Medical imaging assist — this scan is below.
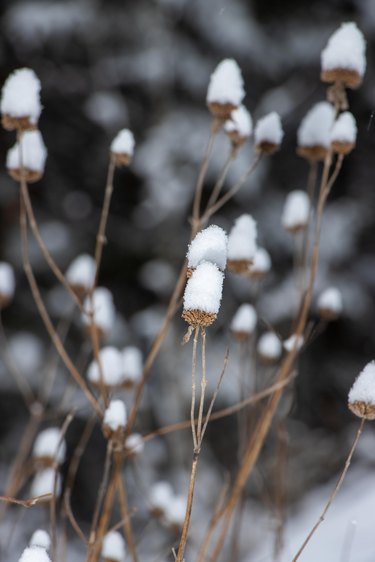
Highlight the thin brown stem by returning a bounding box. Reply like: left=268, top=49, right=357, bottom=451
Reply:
left=191, top=327, right=200, bottom=449
left=117, top=475, right=139, bottom=562
left=205, top=146, right=238, bottom=212
left=175, top=452, right=200, bottom=562
left=89, top=440, right=113, bottom=544
left=196, top=328, right=207, bottom=443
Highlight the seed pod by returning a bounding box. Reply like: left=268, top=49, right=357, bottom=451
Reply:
left=1, top=68, right=42, bottom=131
left=330, top=112, right=357, bottom=155
left=348, top=361, right=375, bottom=420
left=296, top=102, right=335, bottom=162
left=224, top=105, right=252, bottom=146
left=182, top=262, right=223, bottom=328
left=110, top=128, right=135, bottom=167
left=254, top=112, right=283, bottom=154
left=206, top=59, right=245, bottom=120
left=6, top=130, right=47, bottom=183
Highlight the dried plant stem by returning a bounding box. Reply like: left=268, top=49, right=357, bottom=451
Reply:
left=191, top=327, right=200, bottom=448
left=299, top=161, right=318, bottom=291
left=89, top=441, right=113, bottom=544
left=0, top=493, right=51, bottom=507
left=205, top=146, right=238, bottom=212
left=273, top=421, right=288, bottom=561
left=117, top=475, right=139, bottom=562
left=19, top=183, right=103, bottom=418
left=291, top=417, right=365, bottom=562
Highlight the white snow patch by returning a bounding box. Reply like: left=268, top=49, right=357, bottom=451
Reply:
left=82, top=287, right=115, bottom=335
left=331, top=112, right=357, bottom=144
left=29, top=530, right=50, bottom=550
left=0, top=262, right=15, bottom=299
left=317, top=287, right=343, bottom=315
left=87, top=346, right=123, bottom=386
left=230, top=304, right=257, bottom=334
left=149, top=481, right=174, bottom=513
left=1, top=68, right=41, bottom=123
left=33, top=428, right=66, bottom=464
left=224, top=105, right=252, bottom=138
left=183, top=262, right=223, bottom=314
left=111, top=128, right=135, bottom=156
left=103, top=400, right=127, bottom=431
left=297, top=102, right=335, bottom=148
left=321, top=22, right=366, bottom=77
left=249, top=247, right=271, bottom=275
left=206, top=59, right=245, bottom=106
left=257, top=332, right=282, bottom=360
left=66, top=254, right=96, bottom=291
left=7, top=130, right=47, bottom=173
left=165, top=494, right=186, bottom=528
left=282, top=190, right=310, bottom=231
left=18, top=546, right=51, bottom=562
left=228, top=214, right=257, bottom=262
left=31, top=468, right=61, bottom=498
left=102, top=531, right=126, bottom=562
left=283, top=334, right=304, bottom=352
left=254, top=112, right=284, bottom=146
left=348, top=361, right=375, bottom=406
left=187, top=225, right=228, bottom=271
left=122, top=346, right=143, bottom=384
left=125, top=433, right=144, bottom=456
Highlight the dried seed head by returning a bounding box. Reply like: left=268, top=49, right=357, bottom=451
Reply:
left=206, top=59, right=245, bottom=120
left=187, top=225, right=228, bottom=272
left=30, top=468, right=61, bottom=501
left=110, top=129, right=135, bottom=167
left=82, top=287, right=115, bottom=338
left=317, top=287, right=343, bottom=321
left=348, top=361, right=375, bottom=420
left=149, top=481, right=174, bottom=518
left=282, top=190, right=310, bottom=234
left=257, top=332, right=282, bottom=365
left=227, top=214, right=257, bottom=275
left=103, top=399, right=127, bottom=440
left=330, top=111, right=357, bottom=155
left=297, top=102, right=335, bottom=162
left=29, top=529, right=51, bottom=551
left=102, top=531, right=126, bottom=562
left=224, top=105, right=252, bottom=146
left=230, top=304, right=257, bottom=340
left=182, top=262, right=223, bottom=328
left=1, top=68, right=42, bottom=132
left=7, top=130, right=47, bottom=184
left=247, top=247, right=271, bottom=280
left=254, top=112, right=283, bottom=154
left=66, top=254, right=96, bottom=298
left=32, top=428, right=66, bottom=468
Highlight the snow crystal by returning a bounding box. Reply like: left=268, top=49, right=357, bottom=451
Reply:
left=0, top=262, right=15, bottom=298
left=183, top=262, right=223, bottom=314
left=165, top=495, right=186, bottom=528
left=29, top=530, right=50, bottom=550
left=187, top=225, right=228, bottom=271
left=283, top=334, right=304, bottom=352
left=206, top=59, right=245, bottom=106
left=82, top=287, right=115, bottom=335
left=122, top=346, right=143, bottom=384
left=149, top=481, right=174, bottom=512
left=282, top=190, right=310, bottom=232
left=125, top=433, right=144, bottom=456
left=31, top=468, right=61, bottom=498
left=33, top=428, right=66, bottom=465
left=18, top=547, right=51, bottom=562
left=227, top=214, right=257, bottom=261
left=330, top=112, right=357, bottom=144
left=317, top=287, right=343, bottom=314
left=297, top=102, right=335, bottom=148
left=103, top=400, right=127, bottom=431
left=257, top=332, right=282, bottom=360
left=87, top=346, right=123, bottom=386
left=7, top=130, right=47, bottom=173
left=321, top=22, right=366, bottom=77
left=230, top=304, right=257, bottom=334
left=249, top=247, right=271, bottom=275
left=224, top=105, right=253, bottom=138
left=254, top=112, right=284, bottom=146
left=1, top=68, right=41, bottom=123
left=102, top=531, right=126, bottom=562
left=349, top=362, right=375, bottom=406
left=111, top=128, right=135, bottom=156
left=66, top=254, right=96, bottom=291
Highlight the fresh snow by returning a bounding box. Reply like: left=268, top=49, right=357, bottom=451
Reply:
left=66, top=254, right=96, bottom=290
left=297, top=102, right=335, bottom=148
left=1, top=68, right=42, bottom=123
left=125, top=433, right=144, bottom=456
left=321, top=22, right=366, bottom=77
left=187, top=225, right=228, bottom=271
left=101, top=531, right=126, bottom=562
left=7, top=130, right=47, bottom=173
left=227, top=214, right=257, bottom=261
left=224, top=105, right=253, bottom=138
left=249, top=247, right=271, bottom=275
left=283, top=334, right=304, bottom=352
left=165, top=494, right=186, bottom=528
left=149, top=481, right=174, bottom=512
left=18, top=547, right=51, bottom=562
left=348, top=361, right=375, bottom=406
left=31, top=468, right=61, bottom=498
left=282, top=190, right=310, bottom=231
left=0, top=262, right=15, bottom=298
left=317, top=287, right=343, bottom=314
left=206, top=59, right=245, bottom=106
left=330, top=112, right=357, bottom=144
left=32, top=428, right=66, bottom=464
left=254, top=112, right=284, bottom=146
left=29, top=530, right=50, bottom=550
left=82, top=287, right=115, bottom=335
left=111, top=128, right=135, bottom=156
left=183, top=262, right=223, bottom=314
left=257, top=332, right=282, bottom=360
left=122, top=346, right=143, bottom=384
left=87, top=346, right=123, bottom=386
left=103, top=400, right=127, bottom=431
left=230, top=304, right=257, bottom=334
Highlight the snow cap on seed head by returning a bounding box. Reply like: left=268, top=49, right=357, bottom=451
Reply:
left=348, top=361, right=375, bottom=420
left=121, top=346, right=143, bottom=388
left=330, top=112, right=357, bottom=155
left=66, top=254, right=96, bottom=297
left=149, top=481, right=174, bottom=516
left=18, top=546, right=52, bottom=562
left=1, top=68, right=42, bottom=131
left=0, top=262, right=15, bottom=309
left=32, top=427, right=66, bottom=466
left=317, top=287, right=343, bottom=320
left=125, top=433, right=144, bottom=457
left=187, top=225, right=228, bottom=276
left=30, top=468, right=61, bottom=500
left=257, top=332, right=282, bottom=364
left=165, top=494, right=187, bottom=531
left=206, top=59, right=245, bottom=119
left=7, top=130, right=47, bottom=183
left=248, top=247, right=271, bottom=279
left=101, top=531, right=126, bottom=562
left=283, top=334, right=304, bottom=353
left=224, top=105, right=252, bottom=146
left=82, top=287, right=115, bottom=338
left=297, top=102, right=336, bottom=161
left=182, top=262, right=224, bottom=328
left=227, top=214, right=257, bottom=274
left=110, top=128, right=135, bottom=167
left=230, top=304, right=257, bottom=341
left=321, top=22, right=366, bottom=89
left=87, top=346, right=123, bottom=388
left=29, top=530, right=50, bottom=551
left=282, top=190, right=310, bottom=234
left=103, top=400, right=127, bottom=434
left=254, top=112, right=283, bottom=154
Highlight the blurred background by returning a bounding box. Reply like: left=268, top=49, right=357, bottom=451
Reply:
left=0, top=0, right=375, bottom=561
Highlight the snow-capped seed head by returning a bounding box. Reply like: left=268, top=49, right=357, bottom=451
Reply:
left=297, top=102, right=336, bottom=161
left=321, top=22, right=366, bottom=89
left=330, top=111, right=357, bottom=155
left=348, top=361, right=375, bottom=420
left=87, top=346, right=123, bottom=388
left=1, top=68, right=42, bottom=131
left=230, top=304, right=257, bottom=341
left=101, top=531, right=126, bottom=562
left=317, top=287, right=343, bottom=321
left=187, top=225, right=228, bottom=276
left=32, top=428, right=66, bottom=466
left=149, top=481, right=174, bottom=517
left=283, top=334, right=304, bottom=353
left=121, top=346, right=143, bottom=389
left=164, top=495, right=186, bottom=532
left=224, top=105, right=252, bottom=146
left=18, top=546, right=52, bottom=562
left=254, top=112, right=283, bottom=154
left=206, top=59, right=245, bottom=119
left=82, top=287, right=115, bottom=339
left=7, top=130, right=47, bottom=183
left=29, top=530, right=50, bottom=551
left=282, top=190, right=310, bottom=234
left=182, top=262, right=223, bottom=328
left=125, top=433, right=144, bottom=458
left=30, top=468, right=61, bottom=500
left=0, top=262, right=15, bottom=309
left=103, top=400, right=127, bottom=439
left=227, top=214, right=257, bottom=274
left=248, top=248, right=271, bottom=280
left=66, top=254, right=96, bottom=297
left=110, top=129, right=135, bottom=167
left=257, top=332, right=282, bottom=365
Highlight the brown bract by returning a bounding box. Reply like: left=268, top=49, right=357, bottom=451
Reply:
left=228, top=258, right=252, bottom=274
left=182, top=308, right=217, bottom=328
left=227, top=130, right=248, bottom=146
left=321, top=68, right=362, bottom=89
left=8, top=168, right=43, bottom=184
left=2, top=114, right=37, bottom=132
left=348, top=400, right=375, bottom=420
left=257, top=351, right=280, bottom=366
left=231, top=329, right=251, bottom=342
left=297, top=144, right=328, bottom=162
left=255, top=141, right=279, bottom=155
left=284, top=222, right=307, bottom=235
left=112, top=152, right=132, bottom=168
left=317, top=306, right=340, bottom=321
left=207, top=101, right=237, bottom=120
left=331, top=140, right=355, bottom=155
